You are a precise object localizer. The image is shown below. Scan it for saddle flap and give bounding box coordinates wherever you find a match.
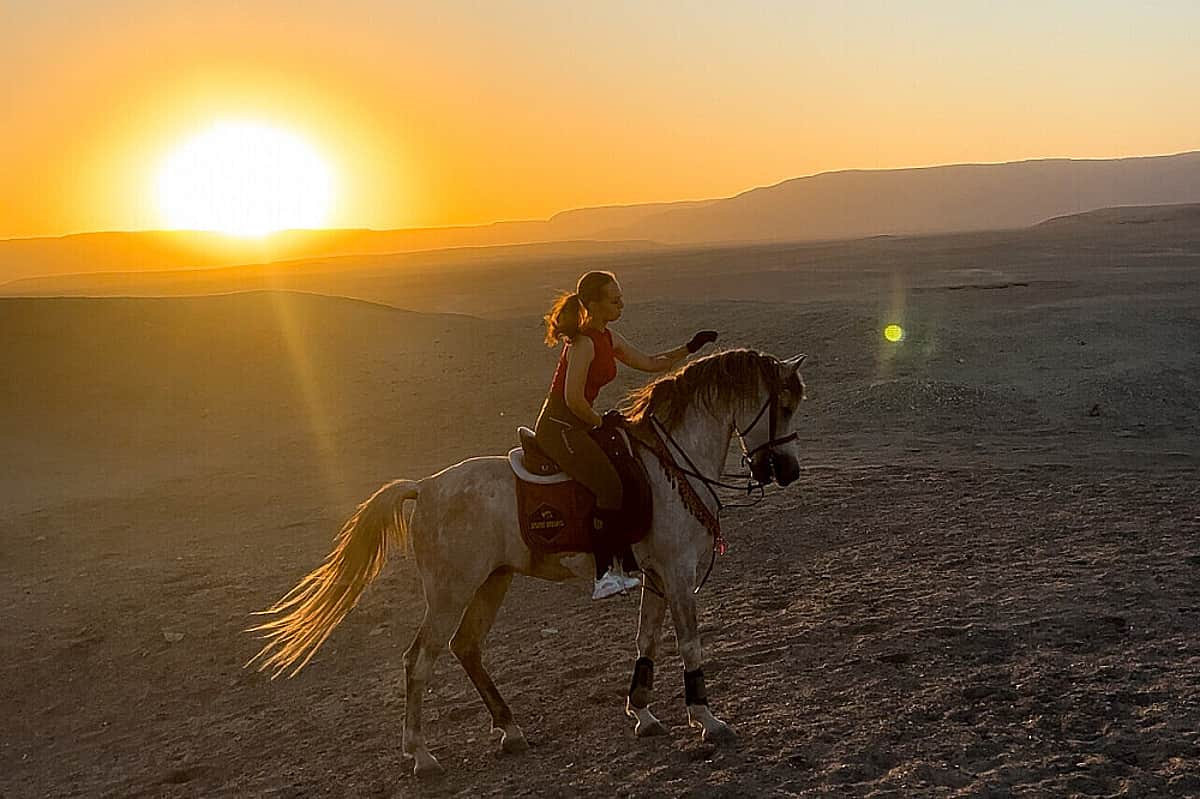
[514,476,597,553]
[590,427,653,528]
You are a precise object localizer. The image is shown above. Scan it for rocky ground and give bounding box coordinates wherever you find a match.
[2,219,1199,797]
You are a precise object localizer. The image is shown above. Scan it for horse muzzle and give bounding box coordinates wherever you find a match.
[772,453,800,486]
[750,451,800,486]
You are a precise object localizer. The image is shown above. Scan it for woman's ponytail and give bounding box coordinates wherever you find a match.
[544,292,583,345]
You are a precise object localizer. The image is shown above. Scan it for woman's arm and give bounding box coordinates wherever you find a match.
[564,336,603,427]
[611,329,688,373]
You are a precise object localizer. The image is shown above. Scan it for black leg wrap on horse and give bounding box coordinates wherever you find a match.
[628,657,654,709]
[684,668,708,706]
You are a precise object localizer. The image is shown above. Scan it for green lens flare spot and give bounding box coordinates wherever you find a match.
[883,324,905,343]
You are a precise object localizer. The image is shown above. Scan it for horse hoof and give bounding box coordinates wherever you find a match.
[501,732,530,754]
[627,701,668,736]
[702,722,737,746]
[413,753,444,778]
[636,718,668,737]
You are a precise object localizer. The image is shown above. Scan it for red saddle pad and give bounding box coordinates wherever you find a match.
[514,476,597,554]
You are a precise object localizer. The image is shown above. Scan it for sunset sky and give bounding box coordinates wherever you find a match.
[3,1,1198,238]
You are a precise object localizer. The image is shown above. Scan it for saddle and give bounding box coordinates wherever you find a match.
[509,424,652,555]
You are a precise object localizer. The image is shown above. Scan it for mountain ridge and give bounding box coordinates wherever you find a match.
[599,151,1200,243]
[4,151,1199,282]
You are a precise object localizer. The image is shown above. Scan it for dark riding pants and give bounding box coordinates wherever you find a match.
[534,395,623,510]
[534,394,624,577]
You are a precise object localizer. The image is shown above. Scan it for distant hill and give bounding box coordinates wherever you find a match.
[599,151,1200,244]
[3,151,1199,283]
[1034,202,1200,229]
[0,201,709,284]
[0,226,670,284]
[0,239,676,317]
[7,201,1200,322]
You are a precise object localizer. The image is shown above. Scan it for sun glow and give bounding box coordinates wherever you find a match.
[156,121,334,237]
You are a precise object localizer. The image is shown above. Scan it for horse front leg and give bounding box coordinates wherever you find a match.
[667,577,736,745]
[625,568,669,737]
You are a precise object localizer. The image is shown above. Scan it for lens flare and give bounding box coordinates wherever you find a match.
[883,324,905,342]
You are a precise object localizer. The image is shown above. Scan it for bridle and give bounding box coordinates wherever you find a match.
[733,389,799,475]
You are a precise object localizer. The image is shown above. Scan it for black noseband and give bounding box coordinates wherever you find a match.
[735,391,797,482]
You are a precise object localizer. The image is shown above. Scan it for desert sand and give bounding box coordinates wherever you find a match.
[2,210,1199,797]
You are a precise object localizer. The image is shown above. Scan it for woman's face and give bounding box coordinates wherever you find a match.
[588,280,624,324]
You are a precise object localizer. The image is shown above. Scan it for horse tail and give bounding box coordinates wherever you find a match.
[246,479,421,678]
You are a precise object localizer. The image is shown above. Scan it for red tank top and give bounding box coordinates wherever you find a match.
[549,328,618,406]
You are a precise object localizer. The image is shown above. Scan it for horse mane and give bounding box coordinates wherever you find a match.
[621,348,785,429]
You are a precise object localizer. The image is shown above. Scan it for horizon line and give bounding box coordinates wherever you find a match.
[4,147,1198,243]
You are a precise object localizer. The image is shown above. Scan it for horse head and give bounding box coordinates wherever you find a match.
[741,353,806,487]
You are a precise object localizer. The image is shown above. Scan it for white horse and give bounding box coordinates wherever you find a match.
[249,348,806,777]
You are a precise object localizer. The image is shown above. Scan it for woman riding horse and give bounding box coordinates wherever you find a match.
[249,319,806,779]
[537,270,717,598]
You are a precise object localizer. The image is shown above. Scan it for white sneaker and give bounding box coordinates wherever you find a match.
[592,569,626,600]
[617,571,641,592]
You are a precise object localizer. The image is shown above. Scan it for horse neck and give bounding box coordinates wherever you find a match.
[672,402,736,480]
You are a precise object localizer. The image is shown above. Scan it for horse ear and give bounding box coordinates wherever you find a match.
[783,353,807,371]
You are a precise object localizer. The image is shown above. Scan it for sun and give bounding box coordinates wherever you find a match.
[156,121,334,237]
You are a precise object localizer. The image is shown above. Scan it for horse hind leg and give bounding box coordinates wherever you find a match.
[625,569,669,737]
[402,586,474,778]
[449,569,529,754]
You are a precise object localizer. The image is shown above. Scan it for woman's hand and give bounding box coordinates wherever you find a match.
[599,409,626,430]
[687,330,719,353]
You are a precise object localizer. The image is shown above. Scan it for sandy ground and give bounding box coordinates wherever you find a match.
[2,218,1199,797]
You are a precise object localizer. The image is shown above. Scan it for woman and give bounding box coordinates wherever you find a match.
[536,270,718,599]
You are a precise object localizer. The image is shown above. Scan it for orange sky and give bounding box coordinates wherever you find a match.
[3,1,1199,238]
